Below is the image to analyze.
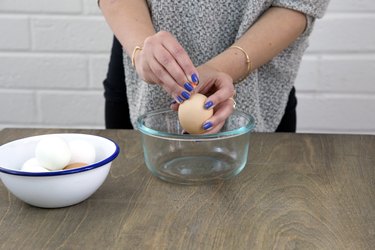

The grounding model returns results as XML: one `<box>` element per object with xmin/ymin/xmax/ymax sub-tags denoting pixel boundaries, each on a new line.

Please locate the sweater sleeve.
<box><xmin>272</xmin><ymin>0</ymin><xmax>330</xmax><ymax>36</ymax></box>
<box><xmin>271</xmin><ymin>0</ymin><xmax>330</xmax><ymax>19</ymax></box>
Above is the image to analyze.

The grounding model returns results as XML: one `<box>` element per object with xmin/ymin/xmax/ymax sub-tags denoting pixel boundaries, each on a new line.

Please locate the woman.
<box><xmin>100</xmin><ymin>0</ymin><xmax>329</xmax><ymax>132</ymax></box>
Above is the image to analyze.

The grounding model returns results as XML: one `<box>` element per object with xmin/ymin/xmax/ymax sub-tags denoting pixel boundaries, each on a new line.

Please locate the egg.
<box><xmin>21</xmin><ymin>158</ymin><xmax>50</xmax><ymax>172</ymax></box>
<box><xmin>63</xmin><ymin>162</ymin><xmax>88</xmax><ymax>170</ymax></box>
<box><xmin>178</xmin><ymin>93</ymin><xmax>213</xmax><ymax>134</ymax></box>
<box><xmin>68</xmin><ymin>140</ymin><xmax>96</xmax><ymax>165</ymax></box>
<box><xmin>35</xmin><ymin>135</ymin><xmax>71</xmax><ymax>171</ymax></box>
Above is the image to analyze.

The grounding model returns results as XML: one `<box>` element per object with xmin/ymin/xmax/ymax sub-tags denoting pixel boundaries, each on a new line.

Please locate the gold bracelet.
<box><xmin>131</xmin><ymin>46</ymin><xmax>143</xmax><ymax>68</ymax></box>
<box><xmin>229</xmin><ymin>45</ymin><xmax>252</xmax><ymax>82</ymax></box>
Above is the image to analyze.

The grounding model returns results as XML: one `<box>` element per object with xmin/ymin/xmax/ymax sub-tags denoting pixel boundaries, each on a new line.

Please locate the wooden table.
<box><xmin>0</xmin><ymin>128</ymin><xmax>374</xmax><ymax>250</ymax></box>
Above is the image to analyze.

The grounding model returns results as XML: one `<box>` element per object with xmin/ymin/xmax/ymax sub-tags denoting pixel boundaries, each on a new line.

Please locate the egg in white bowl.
<box><xmin>34</xmin><ymin>135</ymin><xmax>72</xmax><ymax>171</ymax></box>
<box><xmin>0</xmin><ymin>133</ymin><xmax>120</xmax><ymax>208</ymax></box>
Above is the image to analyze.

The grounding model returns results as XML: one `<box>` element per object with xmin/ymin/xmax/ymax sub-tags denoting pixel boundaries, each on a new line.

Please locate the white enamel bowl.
<box><xmin>0</xmin><ymin>133</ymin><xmax>119</xmax><ymax>208</ymax></box>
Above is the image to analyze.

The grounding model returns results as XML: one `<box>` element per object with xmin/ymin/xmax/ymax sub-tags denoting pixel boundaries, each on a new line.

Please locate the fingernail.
<box><xmin>184</xmin><ymin>82</ymin><xmax>194</xmax><ymax>92</ymax></box>
<box><xmin>191</xmin><ymin>73</ymin><xmax>199</xmax><ymax>84</ymax></box>
<box><xmin>203</xmin><ymin>121</ymin><xmax>213</xmax><ymax>130</ymax></box>
<box><xmin>170</xmin><ymin>100</ymin><xmax>177</xmax><ymax>105</ymax></box>
<box><xmin>204</xmin><ymin>100</ymin><xmax>214</xmax><ymax>109</ymax></box>
<box><xmin>177</xmin><ymin>96</ymin><xmax>184</xmax><ymax>103</ymax></box>
<box><xmin>181</xmin><ymin>91</ymin><xmax>190</xmax><ymax>100</ymax></box>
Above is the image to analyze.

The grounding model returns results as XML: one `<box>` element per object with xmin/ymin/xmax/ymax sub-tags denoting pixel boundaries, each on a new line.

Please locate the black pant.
<box><xmin>103</xmin><ymin>37</ymin><xmax>133</xmax><ymax>129</ymax></box>
<box><xmin>103</xmin><ymin>36</ymin><xmax>297</xmax><ymax>132</ymax></box>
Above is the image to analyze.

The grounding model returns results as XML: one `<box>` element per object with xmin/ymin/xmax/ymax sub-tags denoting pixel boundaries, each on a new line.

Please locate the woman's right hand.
<box><xmin>170</xmin><ymin>64</ymin><xmax>236</xmax><ymax>134</ymax></box>
<box><xmin>133</xmin><ymin>31</ymin><xmax>199</xmax><ymax>103</ymax></box>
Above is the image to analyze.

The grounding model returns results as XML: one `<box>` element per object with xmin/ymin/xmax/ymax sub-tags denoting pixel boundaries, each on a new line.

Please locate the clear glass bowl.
<box><xmin>136</xmin><ymin>109</ymin><xmax>255</xmax><ymax>184</ymax></box>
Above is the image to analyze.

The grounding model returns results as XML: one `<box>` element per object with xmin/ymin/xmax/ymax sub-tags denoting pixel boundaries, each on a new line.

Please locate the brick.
<box><xmin>89</xmin><ymin>55</ymin><xmax>110</xmax><ymax>90</ymax></box>
<box><xmin>0</xmin><ymin>0</ymin><xmax>82</xmax><ymax>14</ymax></box>
<box><xmin>0</xmin><ymin>90</ymin><xmax>37</xmax><ymax>123</ymax></box>
<box><xmin>318</xmin><ymin>55</ymin><xmax>375</xmax><ymax>93</ymax></box>
<box><xmin>296</xmin><ymin>55</ymin><xmax>375</xmax><ymax>94</ymax></box>
<box><xmin>295</xmin><ymin>56</ymin><xmax>319</xmax><ymax>92</ymax></box>
<box><xmin>0</xmin><ymin>54</ymin><xmax>88</xmax><ymax>89</ymax></box>
<box><xmin>297</xmin><ymin>94</ymin><xmax>375</xmax><ymax>133</ymax></box>
<box><xmin>0</xmin><ymin>16</ymin><xmax>29</xmax><ymax>50</ymax></box>
<box><xmin>307</xmin><ymin>15</ymin><xmax>375</xmax><ymax>52</ymax></box>
<box><xmin>32</xmin><ymin>17</ymin><xmax>112</xmax><ymax>52</ymax></box>
<box><xmin>83</xmin><ymin>0</ymin><xmax>102</xmax><ymax>15</ymax></box>
<box><xmin>38</xmin><ymin>91</ymin><xmax>105</xmax><ymax>126</ymax></box>
<box><xmin>327</xmin><ymin>0</ymin><xmax>375</xmax><ymax>12</ymax></box>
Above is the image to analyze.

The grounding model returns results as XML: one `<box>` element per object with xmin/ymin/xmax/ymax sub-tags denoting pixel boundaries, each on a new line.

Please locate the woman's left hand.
<box><xmin>171</xmin><ymin>64</ymin><xmax>236</xmax><ymax>134</ymax></box>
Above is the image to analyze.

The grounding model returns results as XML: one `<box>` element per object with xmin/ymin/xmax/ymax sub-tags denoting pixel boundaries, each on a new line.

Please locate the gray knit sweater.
<box><xmin>123</xmin><ymin>0</ymin><xmax>329</xmax><ymax>132</ymax></box>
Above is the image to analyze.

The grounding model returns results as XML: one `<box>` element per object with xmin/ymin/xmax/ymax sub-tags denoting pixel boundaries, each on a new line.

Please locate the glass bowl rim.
<box><xmin>136</xmin><ymin>108</ymin><xmax>255</xmax><ymax>141</ymax></box>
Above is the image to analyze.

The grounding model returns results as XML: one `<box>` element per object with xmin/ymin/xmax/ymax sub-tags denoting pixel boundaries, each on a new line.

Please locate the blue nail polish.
<box><xmin>191</xmin><ymin>73</ymin><xmax>199</xmax><ymax>84</ymax></box>
<box><xmin>184</xmin><ymin>82</ymin><xmax>194</xmax><ymax>92</ymax></box>
<box><xmin>170</xmin><ymin>100</ymin><xmax>177</xmax><ymax>105</ymax></box>
<box><xmin>204</xmin><ymin>100</ymin><xmax>214</xmax><ymax>109</ymax></box>
<box><xmin>181</xmin><ymin>91</ymin><xmax>190</xmax><ymax>99</ymax></box>
<box><xmin>203</xmin><ymin>121</ymin><xmax>213</xmax><ymax>130</ymax></box>
<box><xmin>177</xmin><ymin>96</ymin><xmax>184</xmax><ymax>103</ymax></box>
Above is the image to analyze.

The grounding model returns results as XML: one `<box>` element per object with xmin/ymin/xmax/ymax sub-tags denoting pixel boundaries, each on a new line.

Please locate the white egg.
<box><xmin>21</xmin><ymin>158</ymin><xmax>50</xmax><ymax>172</ymax></box>
<box><xmin>68</xmin><ymin>140</ymin><xmax>96</xmax><ymax>165</ymax></box>
<box><xmin>35</xmin><ymin>135</ymin><xmax>71</xmax><ymax>171</ymax></box>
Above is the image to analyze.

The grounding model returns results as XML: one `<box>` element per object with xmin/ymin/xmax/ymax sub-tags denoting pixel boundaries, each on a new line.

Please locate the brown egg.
<box><xmin>178</xmin><ymin>93</ymin><xmax>213</xmax><ymax>134</ymax></box>
<box><xmin>63</xmin><ymin>162</ymin><xmax>87</xmax><ymax>170</ymax></box>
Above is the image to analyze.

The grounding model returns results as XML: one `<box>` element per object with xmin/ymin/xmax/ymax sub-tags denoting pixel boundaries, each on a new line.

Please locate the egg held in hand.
<box><xmin>178</xmin><ymin>93</ymin><xmax>213</xmax><ymax>134</ymax></box>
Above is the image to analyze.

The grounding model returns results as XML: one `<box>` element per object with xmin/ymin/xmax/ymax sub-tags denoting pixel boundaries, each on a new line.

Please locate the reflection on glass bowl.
<box><xmin>137</xmin><ymin>109</ymin><xmax>255</xmax><ymax>185</ymax></box>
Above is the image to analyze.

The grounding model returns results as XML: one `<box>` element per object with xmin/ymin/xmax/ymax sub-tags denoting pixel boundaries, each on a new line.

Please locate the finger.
<box><xmin>139</xmin><ymin>45</ymin><xmax>194</xmax><ymax>102</ymax></box>
<box><xmin>153</xmin><ymin>45</ymin><xmax>190</xmax><ymax>87</ymax></box>
<box><xmin>194</xmin><ymin>79</ymin><xmax>211</xmax><ymax>95</ymax></box>
<box><xmin>202</xmin><ymin>100</ymin><xmax>234</xmax><ymax>132</ymax></box>
<box><xmin>204</xmin><ymin>83</ymin><xmax>234</xmax><ymax>110</ymax></box>
<box><xmin>148</xmin><ymin>59</ymin><xmax>190</xmax><ymax>103</ymax></box>
<box><xmin>202</xmin><ymin>121</ymin><xmax>225</xmax><ymax>134</ymax></box>
<box><xmin>161</xmin><ymin>34</ymin><xmax>199</xmax><ymax>85</ymax></box>
<box><xmin>170</xmin><ymin>101</ymin><xmax>179</xmax><ymax>111</ymax></box>
<box><xmin>137</xmin><ymin>58</ymin><xmax>160</xmax><ymax>84</ymax></box>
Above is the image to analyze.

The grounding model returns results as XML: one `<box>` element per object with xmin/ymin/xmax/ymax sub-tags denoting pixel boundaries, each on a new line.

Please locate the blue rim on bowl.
<box><xmin>0</xmin><ymin>134</ymin><xmax>120</xmax><ymax>177</ymax></box>
<box><xmin>136</xmin><ymin>109</ymin><xmax>255</xmax><ymax>141</ymax></box>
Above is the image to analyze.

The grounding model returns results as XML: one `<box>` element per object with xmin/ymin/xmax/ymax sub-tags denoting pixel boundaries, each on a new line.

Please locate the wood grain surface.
<box><xmin>0</xmin><ymin>128</ymin><xmax>374</xmax><ymax>250</ymax></box>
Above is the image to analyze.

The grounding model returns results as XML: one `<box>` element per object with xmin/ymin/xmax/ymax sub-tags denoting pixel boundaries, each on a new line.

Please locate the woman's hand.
<box><xmin>134</xmin><ymin>31</ymin><xmax>199</xmax><ymax>102</ymax></box>
<box><xmin>196</xmin><ymin>64</ymin><xmax>236</xmax><ymax>133</ymax></box>
<box><xmin>171</xmin><ymin>64</ymin><xmax>236</xmax><ymax>134</ymax></box>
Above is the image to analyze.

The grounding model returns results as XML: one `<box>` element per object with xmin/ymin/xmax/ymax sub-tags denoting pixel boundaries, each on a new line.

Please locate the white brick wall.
<box><xmin>0</xmin><ymin>0</ymin><xmax>374</xmax><ymax>134</ymax></box>
<box><xmin>296</xmin><ymin>0</ymin><xmax>375</xmax><ymax>134</ymax></box>
<box><xmin>0</xmin><ymin>0</ymin><xmax>111</xmax><ymax>129</ymax></box>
